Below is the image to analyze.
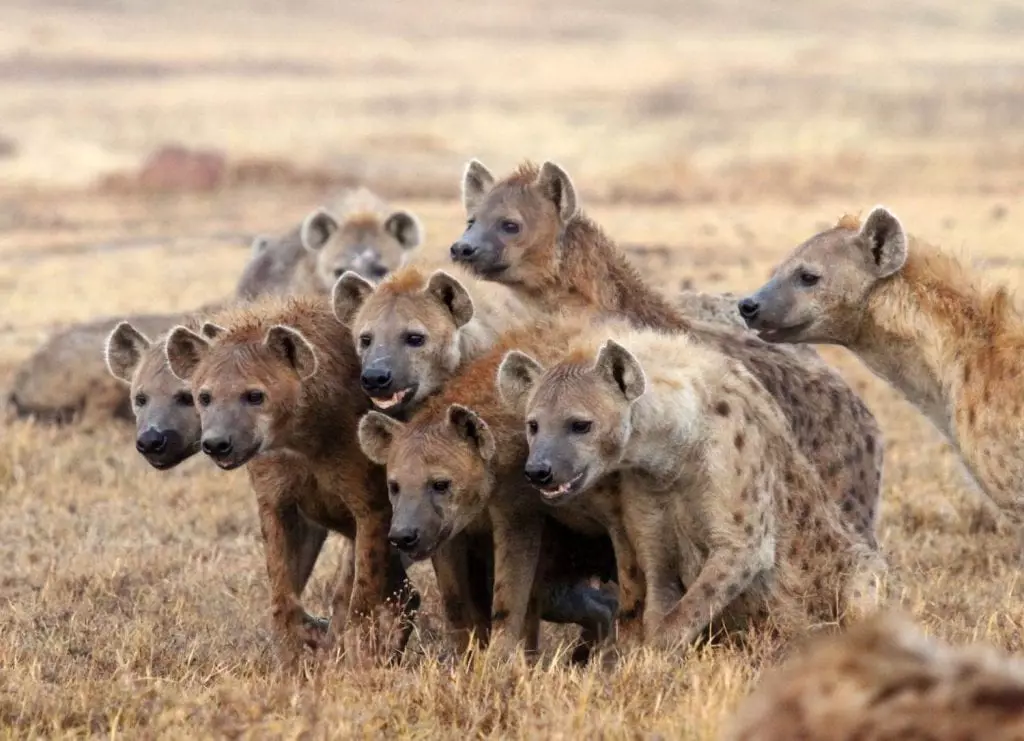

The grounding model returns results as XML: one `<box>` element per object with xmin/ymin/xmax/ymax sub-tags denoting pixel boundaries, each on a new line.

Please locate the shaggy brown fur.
<box><xmin>723</xmin><ymin>612</ymin><xmax>1024</xmax><ymax>741</ymax></box>
<box><xmin>742</xmin><ymin>207</ymin><xmax>1024</xmax><ymax>530</ymax></box>
<box><xmin>453</xmin><ymin>160</ymin><xmax>884</xmax><ymax>544</ymax></box>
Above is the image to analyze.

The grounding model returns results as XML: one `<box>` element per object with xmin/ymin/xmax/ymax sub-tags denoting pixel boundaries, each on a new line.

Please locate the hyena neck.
<box><xmin>620</xmin><ymin>380</ymin><xmax>704</xmax><ymax>487</ymax></box>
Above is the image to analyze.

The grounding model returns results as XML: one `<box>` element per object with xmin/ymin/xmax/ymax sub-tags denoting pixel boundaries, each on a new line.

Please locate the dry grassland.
<box><xmin>1</xmin><ymin>0</ymin><xmax>1023</xmax><ymax>737</ymax></box>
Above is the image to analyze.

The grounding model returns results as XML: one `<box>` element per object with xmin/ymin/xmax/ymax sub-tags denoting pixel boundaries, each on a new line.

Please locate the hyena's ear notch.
<box><xmin>105</xmin><ymin>321</ymin><xmax>152</xmax><ymax>384</ymax></box>
<box><xmin>462</xmin><ymin>159</ymin><xmax>495</xmax><ymax>214</ymax></box>
<box><xmin>857</xmin><ymin>205</ymin><xmax>908</xmax><ymax>279</ymax></box>
<box><xmin>357</xmin><ymin>411</ymin><xmax>404</xmax><ymax>465</ymax></box>
<box><xmin>383</xmin><ymin>210</ymin><xmax>423</xmax><ymax>250</ymax></box>
<box><xmin>536</xmin><ymin>161</ymin><xmax>578</xmax><ymax>224</ymax></box>
<box><xmin>446</xmin><ymin>404</ymin><xmax>496</xmax><ymax>461</ymax></box>
<box><xmin>425</xmin><ymin>270</ymin><xmax>474</xmax><ymax>328</ymax></box>
<box><xmin>200</xmin><ymin>322</ymin><xmax>227</xmax><ymax>340</ymax></box>
<box><xmin>164</xmin><ymin>326</ymin><xmax>211</xmax><ymax>382</ymax></box>
<box><xmin>332</xmin><ymin>271</ymin><xmax>375</xmax><ymax>326</ymax></box>
<box><xmin>496</xmin><ymin>350</ymin><xmax>544</xmax><ymax>414</ymax></box>
<box><xmin>250</xmin><ymin>235</ymin><xmax>271</xmax><ymax>258</ymax></box>
<box><xmin>264</xmin><ymin>325</ymin><xmax>318</xmax><ymax>381</ymax></box>
<box><xmin>300</xmin><ymin>208</ymin><xmax>339</xmax><ymax>253</ymax></box>
<box><xmin>593</xmin><ymin>340</ymin><xmax>646</xmax><ymax>402</ymax></box>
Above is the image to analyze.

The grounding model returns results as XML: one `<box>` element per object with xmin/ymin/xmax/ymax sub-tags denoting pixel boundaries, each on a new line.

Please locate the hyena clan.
<box><xmin>498</xmin><ymin>323</ymin><xmax>884</xmax><ymax>650</ymax></box>
<box><xmin>450</xmin><ymin>159</ymin><xmax>884</xmax><ymax>545</ymax></box>
<box><xmin>724</xmin><ymin>612</ymin><xmax>1024</xmax><ymax>741</ymax></box>
<box><xmin>740</xmin><ymin>207</ymin><xmax>1024</xmax><ymax>531</ymax></box>
<box><xmin>163</xmin><ymin>294</ymin><xmax>418</xmax><ymax>666</ymax></box>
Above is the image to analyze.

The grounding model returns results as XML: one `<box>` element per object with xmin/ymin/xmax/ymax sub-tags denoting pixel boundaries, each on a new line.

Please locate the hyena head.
<box><xmin>358</xmin><ymin>405</ymin><xmax>496</xmax><ymax>561</ymax></box>
<box><xmin>105</xmin><ymin>322</ymin><xmax>211</xmax><ymax>470</ymax></box>
<box><xmin>164</xmin><ymin>322</ymin><xmax>318</xmax><ymax>470</ymax></box>
<box><xmin>450</xmin><ymin>159</ymin><xmax>578</xmax><ymax>286</ymax></box>
<box><xmin>739</xmin><ymin>206</ymin><xmax>908</xmax><ymax>345</ymax></box>
<box><xmin>300</xmin><ymin>207</ymin><xmax>422</xmax><ymax>289</ymax></box>
<box><xmin>333</xmin><ymin>268</ymin><xmax>475</xmax><ymax>418</ymax></box>
<box><xmin>497</xmin><ymin>340</ymin><xmax>645</xmax><ymax>506</ymax></box>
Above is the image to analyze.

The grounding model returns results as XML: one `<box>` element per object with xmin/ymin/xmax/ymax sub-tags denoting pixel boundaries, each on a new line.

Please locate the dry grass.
<box><xmin>2</xmin><ymin>0</ymin><xmax>1024</xmax><ymax>737</ymax></box>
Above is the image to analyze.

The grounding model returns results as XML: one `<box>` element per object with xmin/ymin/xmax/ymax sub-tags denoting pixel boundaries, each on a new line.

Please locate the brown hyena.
<box><xmin>332</xmin><ymin>261</ymin><xmax>548</xmax><ymax>417</ymax></box>
<box><xmin>164</xmin><ymin>295</ymin><xmax>418</xmax><ymax>665</ymax></box>
<box><xmin>740</xmin><ymin>207</ymin><xmax>1024</xmax><ymax>531</ymax></box>
<box><xmin>450</xmin><ymin>159</ymin><xmax>884</xmax><ymax>546</ymax></box>
<box><xmin>357</xmin><ymin>317</ymin><xmax>624</xmax><ymax>659</ymax></box>
<box><xmin>498</xmin><ymin>324</ymin><xmax>884</xmax><ymax>650</ymax></box>
<box><xmin>723</xmin><ymin>612</ymin><xmax>1024</xmax><ymax>741</ymax></box>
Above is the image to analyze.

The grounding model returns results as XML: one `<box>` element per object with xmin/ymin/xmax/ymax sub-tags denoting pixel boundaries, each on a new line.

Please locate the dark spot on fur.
<box><xmin>733</xmin><ymin>511</ymin><xmax>744</xmax><ymax>525</ymax></box>
<box><xmin>865</xmin><ymin>436</ymin><xmax>875</xmax><ymax>455</ymax></box>
<box><xmin>492</xmin><ymin>609</ymin><xmax>510</xmax><ymax>623</ymax></box>
<box><xmin>702</xmin><ymin>583</ymin><xmax>716</xmax><ymax>598</ymax></box>
<box><xmin>963</xmin><ymin>363</ymin><xmax>971</xmax><ymax>384</ymax></box>
<box><xmin>715</xmin><ymin>400</ymin><xmax>731</xmax><ymax>416</ymax></box>
<box><xmin>744</xmin><ymin>524</ymin><xmax>754</xmax><ymax>537</ymax></box>
<box><xmin>734</xmin><ymin>433</ymin><xmax>745</xmax><ymax>451</ymax></box>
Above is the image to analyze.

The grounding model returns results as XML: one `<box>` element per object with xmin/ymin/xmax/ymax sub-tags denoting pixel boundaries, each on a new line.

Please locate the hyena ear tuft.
<box><xmin>594</xmin><ymin>340</ymin><xmax>646</xmax><ymax>402</ymax></box>
<box><xmin>105</xmin><ymin>321</ymin><xmax>152</xmax><ymax>383</ymax></box>
<box><xmin>447</xmin><ymin>404</ymin><xmax>496</xmax><ymax>461</ymax></box>
<box><xmin>859</xmin><ymin>205</ymin><xmax>908</xmax><ymax>278</ymax></box>
<box><xmin>200</xmin><ymin>322</ymin><xmax>227</xmax><ymax>340</ymax></box>
<box><xmin>425</xmin><ymin>270</ymin><xmax>474</xmax><ymax>328</ymax></box>
<box><xmin>332</xmin><ymin>271</ymin><xmax>375</xmax><ymax>325</ymax></box>
<box><xmin>383</xmin><ymin>210</ymin><xmax>423</xmax><ymax>250</ymax></box>
<box><xmin>250</xmin><ymin>235</ymin><xmax>271</xmax><ymax>258</ymax></box>
<box><xmin>164</xmin><ymin>326</ymin><xmax>210</xmax><ymax>382</ymax></box>
<box><xmin>264</xmin><ymin>325</ymin><xmax>318</xmax><ymax>381</ymax></box>
<box><xmin>358</xmin><ymin>411</ymin><xmax>404</xmax><ymax>465</ymax></box>
<box><xmin>462</xmin><ymin>159</ymin><xmax>495</xmax><ymax>214</ymax></box>
<box><xmin>496</xmin><ymin>350</ymin><xmax>544</xmax><ymax>413</ymax></box>
<box><xmin>537</xmin><ymin>161</ymin><xmax>578</xmax><ymax>223</ymax></box>
<box><xmin>300</xmin><ymin>208</ymin><xmax>339</xmax><ymax>253</ymax></box>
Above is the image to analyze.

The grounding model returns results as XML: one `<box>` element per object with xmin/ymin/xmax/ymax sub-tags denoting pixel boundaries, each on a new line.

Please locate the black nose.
<box><xmin>136</xmin><ymin>429</ymin><xmax>168</xmax><ymax>454</ymax></box>
<box><xmin>449</xmin><ymin>241</ymin><xmax>478</xmax><ymax>260</ymax></box>
<box><xmin>738</xmin><ymin>298</ymin><xmax>760</xmax><ymax>321</ymax></box>
<box><xmin>202</xmin><ymin>436</ymin><xmax>233</xmax><ymax>459</ymax></box>
<box><xmin>525</xmin><ymin>462</ymin><xmax>554</xmax><ymax>487</ymax></box>
<box><xmin>361</xmin><ymin>368</ymin><xmax>393</xmax><ymax>393</ymax></box>
<box><xmin>389</xmin><ymin>527</ymin><xmax>420</xmax><ymax>552</ymax></box>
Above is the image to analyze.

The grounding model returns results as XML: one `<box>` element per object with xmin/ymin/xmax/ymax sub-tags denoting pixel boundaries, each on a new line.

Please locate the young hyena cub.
<box><xmin>332</xmin><ymin>261</ymin><xmax>547</xmax><ymax>417</ymax></box>
<box><xmin>164</xmin><ymin>295</ymin><xmax>418</xmax><ymax>665</ymax></box>
<box><xmin>740</xmin><ymin>207</ymin><xmax>1024</xmax><ymax>530</ymax></box>
<box><xmin>724</xmin><ymin>612</ymin><xmax>1024</xmax><ymax>741</ymax></box>
<box><xmin>498</xmin><ymin>326</ymin><xmax>884</xmax><ymax>650</ymax></box>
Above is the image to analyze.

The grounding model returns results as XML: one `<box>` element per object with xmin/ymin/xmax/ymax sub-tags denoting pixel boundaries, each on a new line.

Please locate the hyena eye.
<box><xmin>569</xmin><ymin>420</ymin><xmax>593</xmax><ymax>435</ymax></box>
<box><xmin>388</xmin><ymin>480</ymin><xmax>400</xmax><ymax>496</ymax></box>
<box><xmin>466</xmin><ymin>218</ymin><xmax>475</xmax><ymax>229</ymax></box>
<box><xmin>198</xmin><ymin>391</ymin><xmax>212</xmax><ymax>407</ymax></box>
<box><xmin>174</xmin><ymin>391</ymin><xmax>194</xmax><ymax>407</ymax></box>
<box><xmin>370</xmin><ymin>264</ymin><xmax>388</xmax><ymax>278</ymax></box>
<box><xmin>405</xmin><ymin>333</ymin><xmax>426</xmax><ymax>348</ymax></box>
<box><xmin>798</xmin><ymin>271</ymin><xmax>820</xmax><ymax>287</ymax></box>
<box><xmin>431</xmin><ymin>479</ymin><xmax>451</xmax><ymax>493</ymax></box>
<box><xmin>500</xmin><ymin>220</ymin><xmax>521</xmax><ymax>235</ymax></box>
<box><xmin>334</xmin><ymin>268</ymin><xmax>346</xmax><ymax>279</ymax></box>
<box><xmin>527</xmin><ymin>420</ymin><xmax>538</xmax><ymax>435</ymax></box>
<box><xmin>134</xmin><ymin>393</ymin><xmax>148</xmax><ymax>407</ymax></box>
<box><xmin>244</xmin><ymin>390</ymin><xmax>265</xmax><ymax>406</ymax></box>
<box><xmin>358</xmin><ymin>333</ymin><xmax>372</xmax><ymax>349</ymax></box>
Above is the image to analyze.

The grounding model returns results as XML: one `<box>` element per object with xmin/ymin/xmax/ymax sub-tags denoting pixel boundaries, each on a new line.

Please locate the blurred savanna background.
<box><xmin>1</xmin><ymin>0</ymin><xmax>1023</xmax><ymax>737</ymax></box>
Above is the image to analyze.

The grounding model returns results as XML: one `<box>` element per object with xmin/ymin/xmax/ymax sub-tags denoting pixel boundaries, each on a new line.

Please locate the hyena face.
<box><xmin>739</xmin><ymin>206</ymin><xmax>908</xmax><ymax>345</ymax></box>
<box><xmin>301</xmin><ymin>208</ymin><xmax>422</xmax><ymax>289</ymax></box>
<box><xmin>106</xmin><ymin>322</ymin><xmax>203</xmax><ymax>470</ymax></box>
<box><xmin>358</xmin><ymin>405</ymin><xmax>496</xmax><ymax>561</ymax></box>
<box><xmin>497</xmin><ymin>342</ymin><xmax>645</xmax><ymax>506</ymax></box>
<box><xmin>333</xmin><ymin>269</ymin><xmax>475</xmax><ymax>417</ymax></box>
<box><xmin>165</xmin><ymin>323</ymin><xmax>318</xmax><ymax>470</ymax></box>
<box><xmin>450</xmin><ymin>159</ymin><xmax>578</xmax><ymax>284</ymax></box>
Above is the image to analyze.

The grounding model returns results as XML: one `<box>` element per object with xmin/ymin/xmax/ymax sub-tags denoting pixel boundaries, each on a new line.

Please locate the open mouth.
<box><xmin>755</xmin><ymin>321</ymin><xmax>812</xmax><ymax>343</ymax></box>
<box><xmin>210</xmin><ymin>443</ymin><xmax>262</xmax><ymax>471</ymax></box>
<box><xmin>538</xmin><ymin>470</ymin><xmax>587</xmax><ymax>505</ymax></box>
<box><xmin>371</xmin><ymin>386</ymin><xmax>417</xmax><ymax>412</ymax></box>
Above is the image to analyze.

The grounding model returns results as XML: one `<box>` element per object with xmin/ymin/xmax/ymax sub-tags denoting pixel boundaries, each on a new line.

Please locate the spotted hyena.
<box><xmin>739</xmin><ymin>207</ymin><xmax>1024</xmax><ymax>531</ymax></box>
<box><xmin>498</xmin><ymin>322</ymin><xmax>884</xmax><ymax>650</ymax></box>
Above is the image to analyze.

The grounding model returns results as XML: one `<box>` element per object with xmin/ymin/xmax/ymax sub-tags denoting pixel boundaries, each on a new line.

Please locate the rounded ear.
<box><xmin>496</xmin><ymin>350</ymin><xmax>544</xmax><ymax>414</ymax></box>
<box><xmin>300</xmin><ymin>208</ymin><xmax>339</xmax><ymax>253</ymax></box>
<box><xmin>105</xmin><ymin>321</ymin><xmax>152</xmax><ymax>384</ymax></box>
<box><xmin>536</xmin><ymin>161</ymin><xmax>578</xmax><ymax>223</ymax></box>
<box><xmin>383</xmin><ymin>210</ymin><xmax>423</xmax><ymax>250</ymax></box>
<box><xmin>858</xmin><ymin>205</ymin><xmax>908</xmax><ymax>278</ymax></box>
<box><xmin>462</xmin><ymin>158</ymin><xmax>495</xmax><ymax>214</ymax></box>
<box><xmin>593</xmin><ymin>339</ymin><xmax>645</xmax><ymax>402</ymax></box>
<box><xmin>332</xmin><ymin>271</ymin><xmax>375</xmax><ymax>326</ymax></box>
<box><xmin>425</xmin><ymin>270</ymin><xmax>474</xmax><ymax>328</ymax></box>
<box><xmin>263</xmin><ymin>325</ymin><xmax>318</xmax><ymax>381</ymax></box>
<box><xmin>357</xmin><ymin>411</ymin><xmax>404</xmax><ymax>465</ymax></box>
<box><xmin>446</xmin><ymin>404</ymin><xmax>496</xmax><ymax>461</ymax></box>
<box><xmin>250</xmin><ymin>235</ymin><xmax>271</xmax><ymax>258</ymax></box>
<box><xmin>200</xmin><ymin>322</ymin><xmax>227</xmax><ymax>340</ymax></box>
<box><xmin>164</xmin><ymin>325</ymin><xmax>210</xmax><ymax>382</ymax></box>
